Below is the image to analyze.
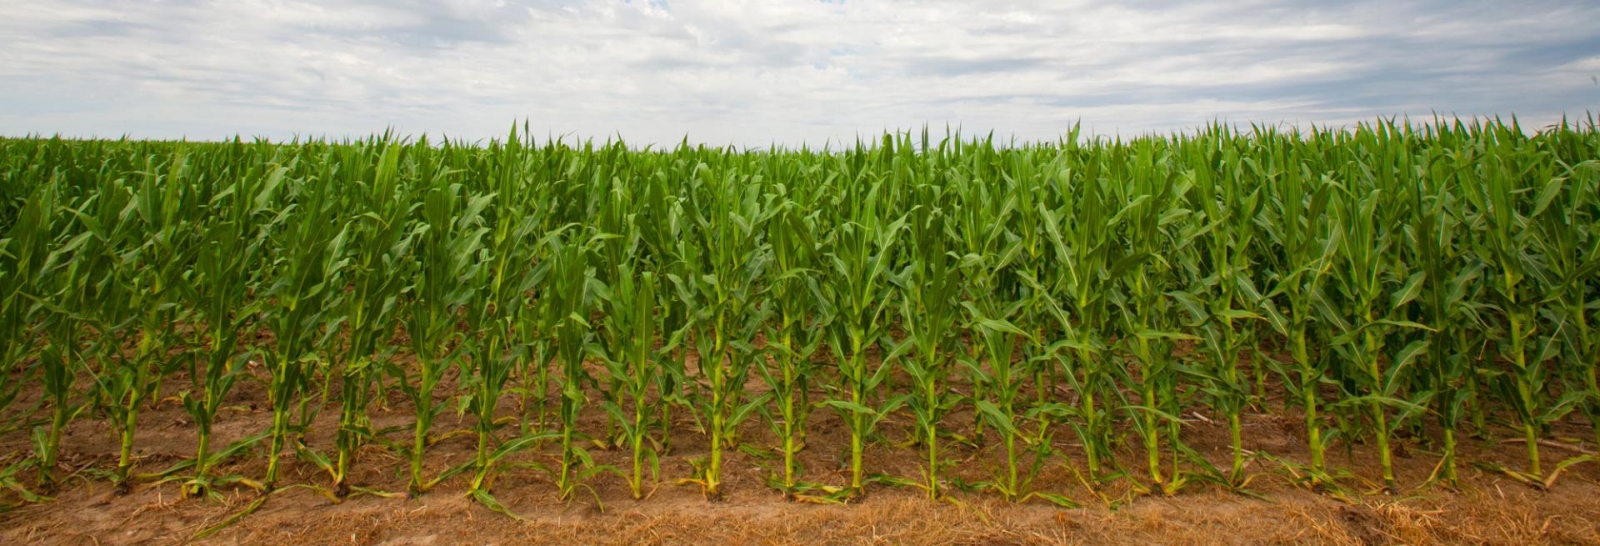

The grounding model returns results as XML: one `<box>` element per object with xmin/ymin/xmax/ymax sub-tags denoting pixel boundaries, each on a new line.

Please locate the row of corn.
<box><xmin>0</xmin><ymin>119</ymin><xmax>1597</xmax><ymax>515</ymax></box>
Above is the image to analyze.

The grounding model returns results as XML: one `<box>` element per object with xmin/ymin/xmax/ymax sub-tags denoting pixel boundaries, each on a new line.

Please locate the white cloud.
<box><xmin>1</xmin><ymin>0</ymin><xmax>1597</xmax><ymax>146</ymax></box>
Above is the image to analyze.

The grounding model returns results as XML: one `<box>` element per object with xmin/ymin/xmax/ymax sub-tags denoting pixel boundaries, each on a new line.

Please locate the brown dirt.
<box><xmin>3</xmin><ymin>362</ymin><xmax>1600</xmax><ymax>546</ymax></box>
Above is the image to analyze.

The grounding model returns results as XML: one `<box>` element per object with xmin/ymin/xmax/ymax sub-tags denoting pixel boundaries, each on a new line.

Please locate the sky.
<box><xmin>2</xmin><ymin>0</ymin><xmax>1598</xmax><ymax>147</ymax></box>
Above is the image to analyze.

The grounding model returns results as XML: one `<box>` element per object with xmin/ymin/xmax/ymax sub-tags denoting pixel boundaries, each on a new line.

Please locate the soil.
<box><xmin>3</xmin><ymin>359</ymin><xmax>1600</xmax><ymax>546</ymax></box>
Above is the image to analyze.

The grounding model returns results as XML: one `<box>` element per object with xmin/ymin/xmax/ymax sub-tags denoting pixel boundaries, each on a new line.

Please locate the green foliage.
<box><xmin>1</xmin><ymin>117</ymin><xmax>1597</xmax><ymax>516</ymax></box>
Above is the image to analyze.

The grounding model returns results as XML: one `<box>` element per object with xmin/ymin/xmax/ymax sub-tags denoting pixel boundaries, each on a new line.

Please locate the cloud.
<box><xmin>1</xmin><ymin>0</ymin><xmax>1596</xmax><ymax>146</ymax></box>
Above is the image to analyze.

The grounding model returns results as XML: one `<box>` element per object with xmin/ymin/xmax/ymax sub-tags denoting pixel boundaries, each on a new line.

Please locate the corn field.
<box><xmin>1</xmin><ymin>118</ymin><xmax>1598</xmax><ymax>522</ymax></box>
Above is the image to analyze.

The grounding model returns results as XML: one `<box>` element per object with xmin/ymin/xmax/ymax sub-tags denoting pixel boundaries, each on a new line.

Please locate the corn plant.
<box><xmin>1182</xmin><ymin>139</ymin><xmax>1266</xmax><ymax>488</ymax></box>
<box><xmin>949</xmin><ymin>156</ymin><xmax>1006</xmax><ymax>448</ymax></box>
<box><xmin>1534</xmin><ymin>155</ymin><xmax>1600</xmax><ymax>461</ymax></box>
<box><xmin>1458</xmin><ymin>127</ymin><xmax>1564</xmax><ymax>485</ymax></box>
<box><xmin>61</xmin><ymin>171</ymin><xmax>131</xmax><ymax>487</ymax></box>
<box><xmin>962</xmin><ymin>293</ymin><xmax>1047</xmax><ymax>502</ymax></box>
<box><xmin>997</xmin><ymin>146</ymin><xmax>1057</xmax><ymax>430</ymax></box>
<box><xmin>293</xmin><ymin>143</ymin><xmax>414</xmax><ymax>500</ymax></box>
<box><xmin>674</xmin><ymin>165</ymin><xmax>770</xmax><ymax>500</ymax></box>
<box><xmin>822</xmin><ymin>182</ymin><xmax>903</xmax><ymax>500</ymax></box>
<box><xmin>591</xmin><ymin>167</ymin><xmax>642</xmax><ymax>449</ymax></box>
<box><xmin>891</xmin><ymin>189</ymin><xmax>961</xmax><ymax>500</ymax></box>
<box><xmin>5</xmin><ymin>181</ymin><xmax>59</xmax><ymax>491</ymax></box>
<box><xmin>948</xmin><ymin>185</ymin><xmax>1052</xmax><ymax>502</ymax></box>
<box><xmin>758</xmin><ymin>197</ymin><xmax>832</xmax><ymax>499</ymax></box>
<box><xmin>1037</xmin><ymin>157</ymin><xmax>1122</xmax><ymax>483</ymax></box>
<box><xmin>1259</xmin><ymin>151</ymin><xmax>1339</xmax><ymax>486</ymax></box>
<box><xmin>1321</xmin><ymin>176</ymin><xmax>1428</xmax><ymax>493</ymax></box>
<box><xmin>1519</xmin><ymin>140</ymin><xmax>1600</xmax><ymax>486</ymax></box>
<box><xmin>1406</xmin><ymin>144</ymin><xmax>1485</xmax><ymax>488</ymax></box>
<box><xmin>1538</xmin><ymin>131</ymin><xmax>1600</xmax><ymax>453</ymax></box>
<box><xmin>0</xmin><ymin>184</ymin><xmax>41</xmax><ymax>443</ymax></box>
<box><xmin>456</xmin><ymin>136</ymin><xmax>556</xmax><ymax>512</ymax></box>
<box><xmin>31</xmin><ymin>178</ymin><xmax>91</xmax><ymax>491</ymax></box>
<box><xmin>632</xmin><ymin>168</ymin><xmax>691</xmax><ymax>457</ymax></box>
<box><xmin>1109</xmin><ymin>142</ymin><xmax>1198</xmax><ymax>494</ymax></box>
<box><xmin>391</xmin><ymin>157</ymin><xmax>487</xmax><ymax>496</ymax></box>
<box><xmin>596</xmin><ymin>261</ymin><xmax>666</xmax><ymax>500</ymax></box>
<box><xmin>176</xmin><ymin>156</ymin><xmax>277</xmax><ymax>498</ymax></box>
<box><xmin>259</xmin><ymin>161</ymin><xmax>346</xmax><ymax>491</ymax></box>
<box><xmin>82</xmin><ymin>156</ymin><xmax>191</xmax><ymax>493</ymax></box>
<box><xmin>540</xmin><ymin>228</ymin><xmax>602</xmax><ymax>501</ymax></box>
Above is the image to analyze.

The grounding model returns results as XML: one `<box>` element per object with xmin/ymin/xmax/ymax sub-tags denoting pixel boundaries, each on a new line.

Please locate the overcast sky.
<box><xmin>3</xmin><ymin>0</ymin><xmax>1598</xmax><ymax>147</ymax></box>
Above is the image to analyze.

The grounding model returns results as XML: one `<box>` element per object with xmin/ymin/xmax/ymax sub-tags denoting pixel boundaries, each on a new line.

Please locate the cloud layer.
<box><xmin>3</xmin><ymin>0</ymin><xmax>1598</xmax><ymax>146</ymax></box>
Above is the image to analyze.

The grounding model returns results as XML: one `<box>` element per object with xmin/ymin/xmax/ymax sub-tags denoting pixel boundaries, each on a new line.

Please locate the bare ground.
<box><xmin>3</xmin><ymin>362</ymin><xmax>1599</xmax><ymax>546</ymax></box>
